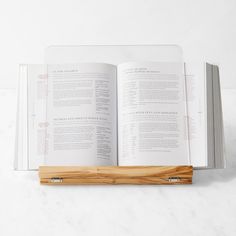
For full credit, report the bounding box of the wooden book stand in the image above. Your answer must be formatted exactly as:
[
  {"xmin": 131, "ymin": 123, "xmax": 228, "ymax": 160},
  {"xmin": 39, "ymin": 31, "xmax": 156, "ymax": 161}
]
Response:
[{"xmin": 39, "ymin": 166, "xmax": 193, "ymax": 185}]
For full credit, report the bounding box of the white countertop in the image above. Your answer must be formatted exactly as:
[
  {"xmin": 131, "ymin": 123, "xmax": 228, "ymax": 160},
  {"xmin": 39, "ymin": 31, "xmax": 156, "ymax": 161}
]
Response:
[{"xmin": 0, "ymin": 89, "xmax": 235, "ymax": 236}]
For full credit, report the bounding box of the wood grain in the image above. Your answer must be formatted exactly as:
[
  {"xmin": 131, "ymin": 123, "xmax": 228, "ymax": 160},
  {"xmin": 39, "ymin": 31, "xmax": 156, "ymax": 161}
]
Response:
[{"xmin": 39, "ymin": 166, "xmax": 193, "ymax": 185}]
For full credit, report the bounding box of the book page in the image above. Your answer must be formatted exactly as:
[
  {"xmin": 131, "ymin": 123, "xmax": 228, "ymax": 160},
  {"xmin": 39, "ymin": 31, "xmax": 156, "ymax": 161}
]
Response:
[
  {"xmin": 15, "ymin": 65, "xmax": 30, "ymax": 170},
  {"xmin": 14, "ymin": 64, "xmax": 47, "ymax": 170},
  {"xmin": 117, "ymin": 62, "xmax": 190, "ymax": 166},
  {"xmin": 27, "ymin": 65, "xmax": 48, "ymax": 169},
  {"xmin": 184, "ymin": 63, "xmax": 207, "ymax": 168},
  {"xmin": 45, "ymin": 63, "xmax": 117, "ymax": 166}
]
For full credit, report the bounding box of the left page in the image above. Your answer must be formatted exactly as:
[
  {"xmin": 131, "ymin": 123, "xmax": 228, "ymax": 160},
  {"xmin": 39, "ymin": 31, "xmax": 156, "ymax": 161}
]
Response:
[
  {"xmin": 15, "ymin": 64, "xmax": 47, "ymax": 170},
  {"xmin": 45, "ymin": 63, "xmax": 117, "ymax": 166}
]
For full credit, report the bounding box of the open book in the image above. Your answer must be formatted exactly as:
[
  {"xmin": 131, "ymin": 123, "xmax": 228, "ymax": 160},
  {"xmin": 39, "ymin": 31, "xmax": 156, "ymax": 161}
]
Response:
[{"xmin": 15, "ymin": 62, "xmax": 225, "ymax": 170}]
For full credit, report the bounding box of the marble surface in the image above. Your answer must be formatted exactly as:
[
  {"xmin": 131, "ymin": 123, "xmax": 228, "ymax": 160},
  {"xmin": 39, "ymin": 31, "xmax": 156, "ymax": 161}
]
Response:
[{"xmin": 0, "ymin": 88, "xmax": 235, "ymax": 236}]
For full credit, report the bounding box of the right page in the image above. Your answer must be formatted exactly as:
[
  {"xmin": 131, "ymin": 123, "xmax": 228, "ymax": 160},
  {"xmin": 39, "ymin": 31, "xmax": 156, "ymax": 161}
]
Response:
[
  {"xmin": 117, "ymin": 62, "xmax": 190, "ymax": 166},
  {"xmin": 184, "ymin": 62, "xmax": 208, "ymax": 168}
]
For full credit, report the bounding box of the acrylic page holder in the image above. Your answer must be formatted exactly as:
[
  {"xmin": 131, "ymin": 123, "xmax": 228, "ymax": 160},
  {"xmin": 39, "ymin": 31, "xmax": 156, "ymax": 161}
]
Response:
[
  {"xmin": 40, "ymin": 45, "xmax": 192, "ymax": 185},
  {"xmin": 41, "ymin": 45, "xmax": 192, "ymax": 185}
]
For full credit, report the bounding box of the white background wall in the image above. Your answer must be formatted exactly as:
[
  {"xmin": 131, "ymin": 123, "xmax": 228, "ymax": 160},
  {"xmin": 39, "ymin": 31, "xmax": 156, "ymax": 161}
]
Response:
[{"xmin": 0, "ymin": 0, "xmax": 235, "ymax": 88}]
